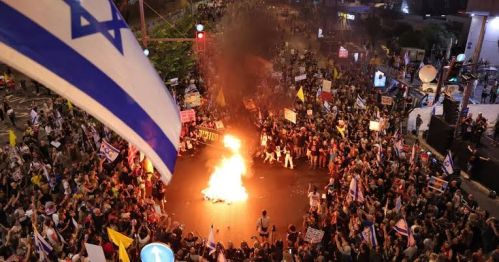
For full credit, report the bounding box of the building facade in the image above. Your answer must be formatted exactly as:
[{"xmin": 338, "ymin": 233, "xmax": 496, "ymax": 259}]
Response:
[{"xmin": 464, "ymin": 0, "xmax": 499, "ymax": 66}]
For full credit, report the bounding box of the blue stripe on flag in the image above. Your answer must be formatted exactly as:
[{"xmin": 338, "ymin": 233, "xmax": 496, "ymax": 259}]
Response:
[
  {"xmin": 0, "ymin": 2, "xmax": 177, "ymax": 174},
  {"xmin": 393, "ymin": 226, "xmax": 408, "ymax": 235}
]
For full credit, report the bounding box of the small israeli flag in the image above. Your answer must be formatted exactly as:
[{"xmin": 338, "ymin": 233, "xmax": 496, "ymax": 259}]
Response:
[
  {"xmin": 100, "ymin": 140, "xmax": 120, "ymax": 162},
  {"xmin": 442, "ymin": 150, "xmax": 454, "ymax": 175}
]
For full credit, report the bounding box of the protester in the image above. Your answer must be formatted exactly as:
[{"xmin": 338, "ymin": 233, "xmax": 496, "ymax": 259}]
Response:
[{"xmin": 1, "ymin": 1, "xmax": 498, "ymax": 261}]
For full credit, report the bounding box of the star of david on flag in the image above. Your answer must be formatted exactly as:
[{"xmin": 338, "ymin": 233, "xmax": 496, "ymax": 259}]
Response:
[
  {"xmin": 0, "ymin": 0, "xmax": 180, "ymax": 184},
  {"xmin": 100, "ymin": 140, "xmax": 120, "ymax": 162}
]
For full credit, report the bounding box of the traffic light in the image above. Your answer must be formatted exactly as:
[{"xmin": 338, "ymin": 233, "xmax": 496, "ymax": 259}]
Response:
[
  {"xmin": 195, "ymin": 24, "xmax": 205, "ymax": 52},
  {"xmin": 445, "ymin": 58, "xmax": 463, "ymax": 84}
]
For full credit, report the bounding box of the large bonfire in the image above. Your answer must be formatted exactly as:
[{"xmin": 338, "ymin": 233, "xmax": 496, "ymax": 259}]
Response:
[{"xmin": 202, "ymin": 135, "xmax": 248, "ymax": 202}]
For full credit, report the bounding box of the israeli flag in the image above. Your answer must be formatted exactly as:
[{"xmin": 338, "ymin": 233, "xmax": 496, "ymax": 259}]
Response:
[
  {"xmin": 0, "ymin": 0, "xmax": 180, "ymax": 184},
  {"xmin": 100, "ymin": 140, "xmax": 120, "ymax": 162},
  {"xmin": 356, "ymin": 94, "xmax": 366, "ymax": 109},
  {"xmin": 207, "ymin": 225, "xmax": 216, "ymax": 255},
  {"xmin": 348, "ymin": 175, "xmax": 364, "ymax": 203},
  {"xmin": 442, "ymin": 150, "xmax": 454, "ymax": 175},
  {"xmin": 360, "ymin": 224, "xmax": 378, "ymax": 247},
  {"xmin": 34, "ymin": 230, "xmax": 53, "ymax": 259}
]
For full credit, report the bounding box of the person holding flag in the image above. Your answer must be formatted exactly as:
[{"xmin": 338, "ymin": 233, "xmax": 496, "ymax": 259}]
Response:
[{"xmin": 0, "ymin": 0, "xmax": 180, "ymax": 184}]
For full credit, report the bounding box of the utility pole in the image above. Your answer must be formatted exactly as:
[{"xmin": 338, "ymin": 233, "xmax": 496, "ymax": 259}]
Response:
[
  {"xmin": 139, "ymin": 0, "xmax": 148, "ymax": 48},
  {"xmin": 471, "ymin": 16, "xmax": 487, "ymax": 72},
  {"xmin": 454, "ymin": 80, "xmax": 473, "ymax": 137}
]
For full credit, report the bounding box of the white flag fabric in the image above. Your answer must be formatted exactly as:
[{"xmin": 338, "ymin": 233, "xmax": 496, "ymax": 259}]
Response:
[
  {"xmin": 356, "ymin": 95, "xmax": 366, "ymax": 109},
  {"xmin": 442, "ymin": 151, "xmax": 454, "ymax": 175},
  {"xmin": 34, "ymin": 230, "xmax": 53, "ymax": 259},
  {"xmin": 207, "ymin": 225, "xmax": 216, "ymax": 255},
  {"xmin": 0, "ymin": 0, "xmax": 180, "ymax": 184},
  {"xmin": 360, "ymin": 224, "xmax": 378, "ymax": 247},
  {"xmin": 404, "ymin": 51, "xmax": 410, "ymax": 65},
  {"xmin": 395, "ymin": 196, "xmax": 402, "ymax": 213},
  {"xmin": 393, "ymin": 219, "xmax": 416, "ymax": 247},
  {"xmin": 99, "ymin": 140, "xmax": 120, "ymax": 162}
]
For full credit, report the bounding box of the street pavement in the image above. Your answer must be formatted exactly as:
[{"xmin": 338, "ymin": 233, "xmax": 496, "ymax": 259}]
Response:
[{"xmin": 168, "ymin": 146, "xmax": 329, "ymax": 245}]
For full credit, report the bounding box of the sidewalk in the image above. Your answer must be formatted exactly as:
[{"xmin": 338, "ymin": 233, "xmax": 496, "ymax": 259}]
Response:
[{"xmin": 416, "ymin": 134, "xmax": 499, "ymax": 218}]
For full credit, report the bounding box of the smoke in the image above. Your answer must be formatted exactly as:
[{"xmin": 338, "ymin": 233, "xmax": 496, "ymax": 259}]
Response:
[{"xmin": 202, "ymin": 1, "xmax": 284, "ymax": 110}]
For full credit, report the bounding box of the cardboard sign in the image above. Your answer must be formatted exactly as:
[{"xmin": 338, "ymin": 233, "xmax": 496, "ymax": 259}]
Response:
[
  {"xmin": 243, "ymin": 99, "xmax": 257, "ymax": 111},
  {"xmin": 339, "ymin": 46, "xmax": 349, "ymax": 58},
  {"xmin": 322, "ymin": 80, "xmax": 332, "ymax": 93},
  {"xmin": 197, "ymin": 127, "xmax": 222, "ymax": 143},
  {"xmin": 169, "ymin": 77, "xmax": 179, "ymax": 86},
  {"xmin": 272, "ymin": 72, "xmax": 283, "ymax": 79},
  {"xmin": 428, "ymin": 176, "xmax": 449, "ymax": 193},
  {"xmin": 295, "ymin": 74, "xmax": 307, "ymax": 82},
  {"xmin": 180, "ymin": 109, "xmax": 196, "ymax": 123},
  {"xmin": 184, "ymin": 92, "xmax": 201, "ymax": 108},
  {"xmin": 381, "ymin": 96, "xmax": 393, "ymax": 105},
  {"xmin": 307, "ymin": 109, "xmax": 313, "ymax": 116},
  {"xmin": 284, "ymin": 108, "xmax": 297, "ymax": 124},
  {"xmin": 369, "ymin": 121, "xmax": 380, "ymax": 131},
  {"xmin": 84, "ymin": 243, "xmax": 106, "ymax": 262},
  {"xmin": 215, "ymin": 121, "xmax": 224, "ymax": 130},
  {"xmin": 305, "ymin": 227, "xmax": 325, "ymax": 244}
]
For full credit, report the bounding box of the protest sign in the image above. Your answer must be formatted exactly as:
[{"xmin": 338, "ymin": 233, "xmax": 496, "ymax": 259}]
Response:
[
  {"xmin": 299, "ymin": 66, "xmax": 306, "ymax": 74},
  {"xmin": 243, "ymin": 99, "xmax": 257, "ymax": 111},
  {"xmin": 322, "ymin": 80, "xmax": 332, "ymax": 93},
  {"xmin": 307, "ymin": 109, "xmax": 313, "ymax": 116},
  {"xmin": 295, "ymin": 74, "xmax": 307, "ymax": 82},
  {"xmin": 305, "ymin": 227, "xmax": 325, "ymax": 244},
  {"xmin": 184, "ymin": 92, "xmax": 201, "ymax": 108},
  {"xmin": 169, "ymin": 77, "xmax": 179, "ymax": 86},
  {"xmin": 84, "ymin": 243, "xmax": 106, "ymax": 262},
  {"xmin": 428, "ymin": 176, "xmax": 448, "ymax": 193},
  {"xmin": 197, "ymin": 127, "xmax": 222, "ymax": 143},
  {"xmin": 339, "ymin": 46, "xmax": 349, "ymax": 58},
  {"xmin": 272, "ymin": 72, "xmax": 283, "ymax": 79},
  {"xmin": 369, "ymin": 121, "xmax": 380, "ymax": 131},
  {"xmin": 381, "ymin": 96, "xmax": 393, "ymax": 105},
  {"xmin": 284, "ymin": 108, "xmax": 297, "ymax": 124},
  {"xmin": 180, "ymin": 109, "xmax": 196, "ymax": 123},
  {"xmin": 50, "ymin": 141, "xmax": 61, "ymax": 148},
  {"xmin": 215, "ymin": 121, "xmax": 224, "ymax": 130}
]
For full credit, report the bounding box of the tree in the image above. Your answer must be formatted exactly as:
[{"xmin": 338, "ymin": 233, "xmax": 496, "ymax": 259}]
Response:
[{"xmin": 144, "ymin": 14, "xmax": 198, "ymax": 81}]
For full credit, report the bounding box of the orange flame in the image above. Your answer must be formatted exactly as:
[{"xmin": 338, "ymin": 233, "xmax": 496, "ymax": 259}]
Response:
[{"xmin": 202, "ymin": 135, "xmax": 248, "ymax": 202}]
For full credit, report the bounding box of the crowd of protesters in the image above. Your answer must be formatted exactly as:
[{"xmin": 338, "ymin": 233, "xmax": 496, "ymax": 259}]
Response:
[
  {"xmin": 249, "ymin": 46, "xmax": 499, "ymax": 261},
  {"xmin": 2, "ymin": 1, "xmax": 499, "ymax": 262}
]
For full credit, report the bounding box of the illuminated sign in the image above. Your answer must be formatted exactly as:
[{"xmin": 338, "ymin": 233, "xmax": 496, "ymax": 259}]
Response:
[
  {"xmin": 338, "ymin": 12, "xmax": 355, "ymax": 20},
  {"xmin": 338, "ymin": 46, "xmax": 349, "ymax": 58},
  {"xmin": 140, "ymin": 243, "xmax": 174, "ymax": 262}
]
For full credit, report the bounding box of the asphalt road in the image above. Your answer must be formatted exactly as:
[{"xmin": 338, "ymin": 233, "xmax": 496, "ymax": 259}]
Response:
[{"xmin": 166, "ymin": 143, "xmax": 329, "ymax": 245}]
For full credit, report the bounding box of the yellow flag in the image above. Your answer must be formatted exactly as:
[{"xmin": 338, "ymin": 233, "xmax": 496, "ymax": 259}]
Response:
[
  {"xmin": 216, "ymin": 89, "xmax": 226, "ymax": 107},
  {"xmin": 107, "ymin": 228, "xmax": 133, "ymax": 262},
  {"xmin": 9, "ymin": 130, "xmax": 16, "ymax": 147},
  {"xmin": 333, "ymin": 67, "xmax": 342, "ymax": 80},
  {"xmin": 118, "ymin": 242, "xmax": 130, "ymax": 262},
  {"xmin": 67, "ymin": 100, "xmax": 73, "ymax": 111},
  {"xmin": 143, "ymin": 158, "xmax": 154, "ymax": 173},
  {"xmin": 336, "ymin": 126, "xmax": 346, "ymax": 138},
  {"xmin": 296, "ymin": 86, "xmax": 305, "ymax": 102}
]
